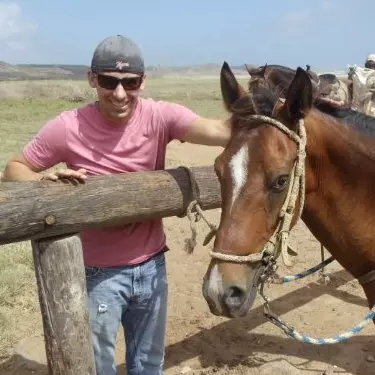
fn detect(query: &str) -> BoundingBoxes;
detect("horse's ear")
[220,61,246,112]
[245,64,252,75]
[244,64,267,77]
[259,64,267,77]
[283,67,312,125]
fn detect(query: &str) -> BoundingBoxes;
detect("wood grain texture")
[32,235,95,374]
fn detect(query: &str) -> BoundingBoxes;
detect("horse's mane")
[314,100,375,138]
[247,64,295,74]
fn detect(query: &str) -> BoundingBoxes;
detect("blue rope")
[280,256,334,283]
[263,255,375,344]
[265,305,375,345]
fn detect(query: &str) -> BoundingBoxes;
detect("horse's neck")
[301,111,375,278]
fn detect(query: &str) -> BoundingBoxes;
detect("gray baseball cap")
[91,35,145,74]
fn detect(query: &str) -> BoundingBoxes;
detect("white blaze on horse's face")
[229,144,249,211]
[204,264,225,315]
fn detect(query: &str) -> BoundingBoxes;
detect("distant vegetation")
[0,61,248,81]
[0,61,90,81]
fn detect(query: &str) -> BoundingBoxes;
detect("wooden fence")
[0,166,221,374]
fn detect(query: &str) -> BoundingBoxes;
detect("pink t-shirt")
[22,98,198,267]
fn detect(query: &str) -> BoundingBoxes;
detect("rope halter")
[210,115,307,268]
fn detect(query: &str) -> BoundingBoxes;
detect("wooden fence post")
[31,234,96,374]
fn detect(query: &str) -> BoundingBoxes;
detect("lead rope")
[259,266,375,345]
[319,244,331,284]
[177,166,217,254]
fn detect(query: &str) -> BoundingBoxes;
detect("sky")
[0,0,373,71]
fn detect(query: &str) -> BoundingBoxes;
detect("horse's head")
[245,64,295,94]
[202,62,313,318]
[245,63,320,100]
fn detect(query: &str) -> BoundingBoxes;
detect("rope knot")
[179,167,218,254]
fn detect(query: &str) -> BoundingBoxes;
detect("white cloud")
[0,1,37,54]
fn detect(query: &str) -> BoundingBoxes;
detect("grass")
[0,75,248,362]
[0,98,81,169]
[0,242,39,359]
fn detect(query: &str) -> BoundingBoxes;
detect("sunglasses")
[96,74,144,91]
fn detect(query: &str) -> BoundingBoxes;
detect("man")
[365,54,375,70]
[1,35,231,375]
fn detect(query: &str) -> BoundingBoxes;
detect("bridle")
[209,114,307,283]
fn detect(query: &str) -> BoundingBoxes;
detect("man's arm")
[158,101,232,147]
[1,153,87,182]
[1,115,87,183]
[2,153,43,181]
[181,116,231,147]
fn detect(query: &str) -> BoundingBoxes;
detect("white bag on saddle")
[349,65,375,115]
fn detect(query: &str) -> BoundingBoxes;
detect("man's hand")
[41,168,87,184]
[318,97,346,108]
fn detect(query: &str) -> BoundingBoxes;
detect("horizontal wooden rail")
[0,166,221,245]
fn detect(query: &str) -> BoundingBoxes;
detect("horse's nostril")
[228,286,244,299]
[224,286,246,309]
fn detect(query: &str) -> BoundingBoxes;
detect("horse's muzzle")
[202,263,262,318]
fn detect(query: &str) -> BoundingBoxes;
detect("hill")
[0,62,248,81]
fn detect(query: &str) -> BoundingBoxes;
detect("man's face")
[88,70,145,124]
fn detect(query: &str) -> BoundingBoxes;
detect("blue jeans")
[85,251,168,375]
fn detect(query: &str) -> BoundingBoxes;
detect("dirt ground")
[2,141,375,375]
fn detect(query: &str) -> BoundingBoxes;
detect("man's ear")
[140,74,147,90]
[87,71,96,88]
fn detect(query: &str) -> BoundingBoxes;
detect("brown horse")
[245,63,320,98]
[202,62,375,320]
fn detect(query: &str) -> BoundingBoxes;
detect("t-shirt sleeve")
[158,101,199,141]
[22,115,67,170]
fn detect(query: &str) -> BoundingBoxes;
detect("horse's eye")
[271,174,289,193]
